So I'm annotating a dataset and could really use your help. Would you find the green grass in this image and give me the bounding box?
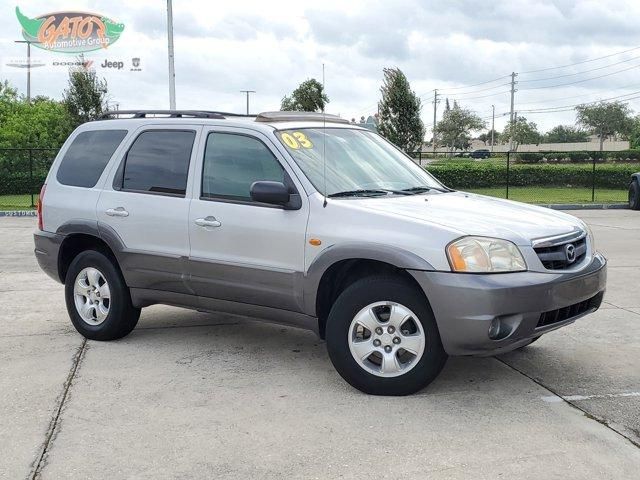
[466,187,628,204]
[0,194,35,210]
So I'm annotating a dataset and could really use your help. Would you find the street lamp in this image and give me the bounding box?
[166,0,176,109]
[240,90,255,115]
[14,39,41,103]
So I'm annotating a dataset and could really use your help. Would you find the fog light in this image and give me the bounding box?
[488,318,502,340]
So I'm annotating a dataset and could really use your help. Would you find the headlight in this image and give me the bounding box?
[446,236,527,273]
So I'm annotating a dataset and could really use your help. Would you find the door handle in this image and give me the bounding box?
[195,216,221,228]
[106,207,129,217]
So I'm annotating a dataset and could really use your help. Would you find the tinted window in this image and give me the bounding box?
[202,133,284,201]
[57,130,127,187]
[122,130,195,196]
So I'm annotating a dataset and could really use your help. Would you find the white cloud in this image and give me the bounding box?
[1,0,640,133]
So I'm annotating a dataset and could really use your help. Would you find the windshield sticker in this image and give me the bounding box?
[279,131,313,150]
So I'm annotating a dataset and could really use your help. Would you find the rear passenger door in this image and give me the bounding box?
[188,128,309,312]
[97,125,201,294]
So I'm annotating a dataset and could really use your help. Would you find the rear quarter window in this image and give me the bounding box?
[56,130,127,188]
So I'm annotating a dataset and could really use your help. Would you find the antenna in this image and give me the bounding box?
[322,63,328,208]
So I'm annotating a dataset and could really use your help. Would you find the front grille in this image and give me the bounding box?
[534,236,587,270]
[537,292,604,328]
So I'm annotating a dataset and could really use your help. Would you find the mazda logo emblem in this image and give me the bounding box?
[565,243,576,263]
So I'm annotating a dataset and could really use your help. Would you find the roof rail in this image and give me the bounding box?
[255,111,350,124]
[100,110,230,119]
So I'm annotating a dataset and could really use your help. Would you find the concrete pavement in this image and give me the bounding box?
[1,211,639,479]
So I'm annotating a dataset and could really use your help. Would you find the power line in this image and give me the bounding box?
[519,63,640,90]
[438,82,511,97]
[516,82,640,105]
[520,44,640,74]
[517,89,640,113]
[433,74,511,91]
[519,55,640,83]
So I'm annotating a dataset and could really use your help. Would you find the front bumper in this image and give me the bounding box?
[409,253,607,356]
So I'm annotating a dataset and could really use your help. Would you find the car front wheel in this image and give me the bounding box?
[325,275,447,395]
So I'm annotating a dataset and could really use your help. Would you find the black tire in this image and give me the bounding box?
[65,250,140,341]
[325,275,447,396]
[629,179,640,210]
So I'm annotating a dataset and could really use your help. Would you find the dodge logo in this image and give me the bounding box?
[565,243,576,263]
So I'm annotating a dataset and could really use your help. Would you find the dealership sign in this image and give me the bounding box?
[15,6,125,53]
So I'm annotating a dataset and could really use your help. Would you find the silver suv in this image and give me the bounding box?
[34,110,607,395]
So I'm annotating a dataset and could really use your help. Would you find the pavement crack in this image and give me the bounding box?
[28,338,88,480]
[495,357,640,449]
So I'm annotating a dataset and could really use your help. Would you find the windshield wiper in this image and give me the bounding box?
[328,189,390,198]
[401,186,450,194]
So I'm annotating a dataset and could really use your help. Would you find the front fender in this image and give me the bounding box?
[302,242,434,316]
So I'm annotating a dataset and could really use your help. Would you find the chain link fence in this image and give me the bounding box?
[0,148,59,210]
[0,148,638,210]
[413,150,639,205]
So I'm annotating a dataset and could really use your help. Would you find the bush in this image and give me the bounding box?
[426,162,640,190]
[512,150,640,164]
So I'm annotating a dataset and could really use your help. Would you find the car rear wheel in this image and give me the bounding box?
[65,250,140,340]
[629,179,640,210]
[325,275,447,395]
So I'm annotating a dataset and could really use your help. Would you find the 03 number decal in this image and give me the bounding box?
[280,131,313,149]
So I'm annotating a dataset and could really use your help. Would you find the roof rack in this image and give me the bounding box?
[99,110,250,120]
[255,111,350,124]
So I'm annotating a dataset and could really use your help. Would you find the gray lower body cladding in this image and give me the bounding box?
[409,254,607,356]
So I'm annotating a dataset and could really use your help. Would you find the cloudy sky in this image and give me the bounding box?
[2,0,640,135]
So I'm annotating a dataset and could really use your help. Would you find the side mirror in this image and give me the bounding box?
[250,181,291,206]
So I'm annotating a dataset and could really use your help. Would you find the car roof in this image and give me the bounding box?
[85,110,364,134]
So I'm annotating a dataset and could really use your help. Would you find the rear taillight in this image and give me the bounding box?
[37,184,46,230]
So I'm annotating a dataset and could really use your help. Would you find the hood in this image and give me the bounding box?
[344,192,584,246]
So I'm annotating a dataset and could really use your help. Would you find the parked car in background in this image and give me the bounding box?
[470,149,491,159]
[34,110,607,396]
[630,173,640,210]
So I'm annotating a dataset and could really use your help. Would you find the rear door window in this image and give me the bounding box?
[120,130,195,196]
[56,130,127,187]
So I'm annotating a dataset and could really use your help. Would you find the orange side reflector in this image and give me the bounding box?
[309,238,322,246]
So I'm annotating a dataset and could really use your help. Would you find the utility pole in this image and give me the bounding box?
[432,89,439,153]
[491,104,495,152]
[508,72,517,151]
[240,90,255,115]
[166,0,176,109]
[14,40,40,103]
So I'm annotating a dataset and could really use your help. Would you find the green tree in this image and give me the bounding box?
[435,103,485,151]
[0,97,74,149]
[478,129,500,145]
[575,101,633,151]
[377,67,425,152]
[627,116,640,149]
[543,125,589,143]
[503,116,541,150]
[63,57,109,126]
[281,79,329,112]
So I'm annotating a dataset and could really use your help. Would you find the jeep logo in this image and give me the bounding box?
[565,243,576,263]
[100,59,124,69]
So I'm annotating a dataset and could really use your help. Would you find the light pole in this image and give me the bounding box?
[166,0,176,109]
[240,90,255,115]
[14,40,41,103]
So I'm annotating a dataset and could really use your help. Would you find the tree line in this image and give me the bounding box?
[3,63,640,154]
[0,64,109,149]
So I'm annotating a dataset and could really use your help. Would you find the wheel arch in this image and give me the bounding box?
[56,221,126,283]
[304,243,435,338]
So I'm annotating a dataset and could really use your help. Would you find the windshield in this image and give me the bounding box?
[275,128,444,197]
